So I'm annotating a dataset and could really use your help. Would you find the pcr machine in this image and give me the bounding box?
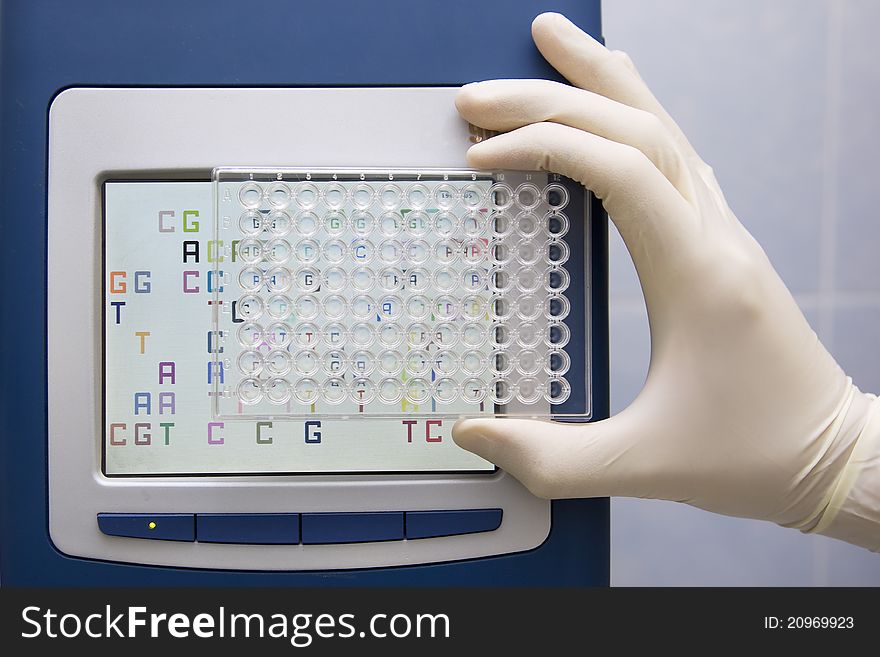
[0,0,609,585]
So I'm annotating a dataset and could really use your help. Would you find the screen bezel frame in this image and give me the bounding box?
[48,87,552,571]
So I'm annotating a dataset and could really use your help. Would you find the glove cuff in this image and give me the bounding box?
[807,391,880,551]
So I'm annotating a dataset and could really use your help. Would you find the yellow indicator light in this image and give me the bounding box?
[148,521,157,530]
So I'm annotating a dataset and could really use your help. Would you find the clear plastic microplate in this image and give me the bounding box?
[211,168,591,420]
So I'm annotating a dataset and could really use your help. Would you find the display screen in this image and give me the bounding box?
[103,181,493,475]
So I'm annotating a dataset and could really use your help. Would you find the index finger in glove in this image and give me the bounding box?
[465,121,696,254]
[456,79,697,204]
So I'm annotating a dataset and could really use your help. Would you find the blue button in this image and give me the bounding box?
[405,509,503,539]
[301,512,404,544]
[97,513,194,541]
[197,513,300,544]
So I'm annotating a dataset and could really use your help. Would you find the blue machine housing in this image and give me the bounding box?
[0,0,609,585]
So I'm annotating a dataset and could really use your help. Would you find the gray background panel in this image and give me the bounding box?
[605,0,880,585]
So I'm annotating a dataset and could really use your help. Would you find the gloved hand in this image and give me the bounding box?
[452,12,880,550]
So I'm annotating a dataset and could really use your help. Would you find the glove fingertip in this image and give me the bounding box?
[464,141,498,169]
[531,11,567,38]
[454,82,482,113]
[452,418,515,454]
[450,418,489,446]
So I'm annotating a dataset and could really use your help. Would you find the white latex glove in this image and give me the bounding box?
[452,12,880,550]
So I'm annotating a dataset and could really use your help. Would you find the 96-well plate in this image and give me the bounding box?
[212,168,589,420]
